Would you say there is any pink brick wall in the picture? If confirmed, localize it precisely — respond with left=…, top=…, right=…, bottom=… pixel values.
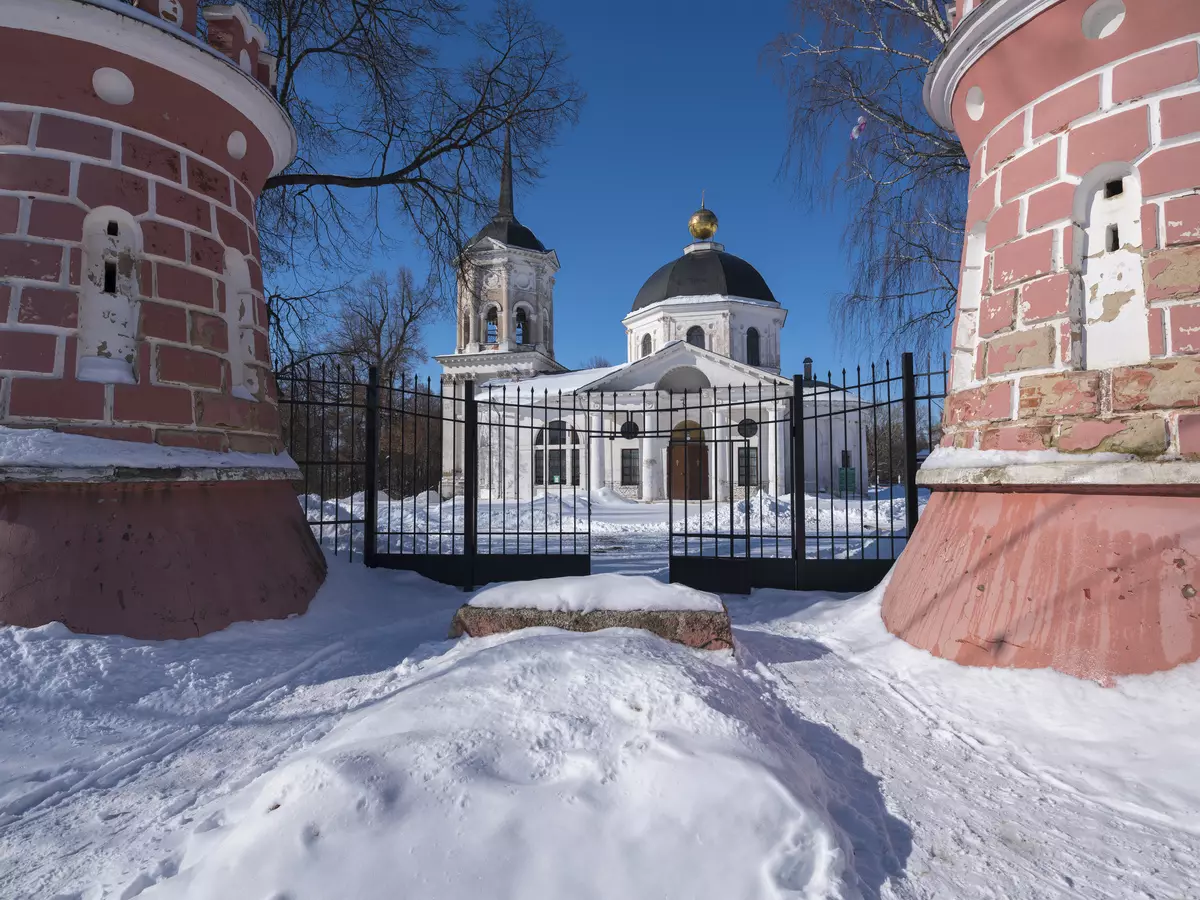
left=0, top=25, right=283, bottom=453
left=942, top=29, right=1200, bottom=461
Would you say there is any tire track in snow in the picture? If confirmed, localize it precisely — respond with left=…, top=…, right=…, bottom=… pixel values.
left=0, top=640, right=348, bottom=830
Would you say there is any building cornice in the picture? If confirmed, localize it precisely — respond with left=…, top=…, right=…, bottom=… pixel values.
left=925, top=0, right=1062, bottom=130
left=621, top=294, right=786, bottom=325
left=2, top=0, right=297, bottom=174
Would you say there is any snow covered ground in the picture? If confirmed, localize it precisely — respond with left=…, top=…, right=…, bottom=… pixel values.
left=2, top=501, right=1199, bottom=899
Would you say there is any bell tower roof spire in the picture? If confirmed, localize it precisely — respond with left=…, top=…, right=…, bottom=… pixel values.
left=497, top=127, right=514, bottom=221
left=466, top=125, right=548, bottom=252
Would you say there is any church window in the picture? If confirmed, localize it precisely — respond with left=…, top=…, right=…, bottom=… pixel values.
left=686, top=326, right=705, bottom=349
left=641, top=334, right=652, bottom=358
left=621, top=449, right=640, bottom=486
left=737, top=446, right=759, bottom=487
left=515, top=308, right=528, bottom=344
left=746, top=328, right=761, bottom=366
left=485, top=307, right=499, bottom=343
left=534, top=420, right=577, bottom=486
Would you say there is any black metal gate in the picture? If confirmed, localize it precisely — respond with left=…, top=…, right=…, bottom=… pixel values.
left=281, top=354, right=944, bottom=596
left=279, top=363, right=591, bottom=590
left=667, top=353, right=947, bottom=595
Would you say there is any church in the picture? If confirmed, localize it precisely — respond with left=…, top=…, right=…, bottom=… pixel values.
left=437, top=137, right=865, bottom=502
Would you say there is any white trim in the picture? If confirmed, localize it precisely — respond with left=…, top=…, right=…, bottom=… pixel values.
left=920, top=459, right=1200, bottom=488
left=0, top=0, right=296, bottom=175
left=0, top=463, right=299, bottom=484
left=925, top=0, right=1063, bottom=130
left=202, top=4, right=269, bottom=49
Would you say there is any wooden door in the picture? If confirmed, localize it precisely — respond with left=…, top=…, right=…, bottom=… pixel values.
left=669, top=443, right=709, bottom=500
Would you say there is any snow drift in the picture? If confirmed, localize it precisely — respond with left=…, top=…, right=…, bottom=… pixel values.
left=141, top=629, right=854, bottom=900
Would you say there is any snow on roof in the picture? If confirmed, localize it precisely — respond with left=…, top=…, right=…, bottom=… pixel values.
left=468, top=573, right=725, bottom=613
left=477, top=365, right=627, bottom=398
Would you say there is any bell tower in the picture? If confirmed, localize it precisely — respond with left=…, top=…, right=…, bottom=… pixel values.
left=436, top=130, right=564, bottom=388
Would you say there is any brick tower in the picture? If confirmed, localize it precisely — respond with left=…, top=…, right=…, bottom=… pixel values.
left=884, top=0, right=1200, bottom=677
left=0, top=0, right=325, bottom=638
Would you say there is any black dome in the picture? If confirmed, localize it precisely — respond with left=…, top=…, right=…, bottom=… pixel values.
left=469, top=217, right=546, bottom=253
left=632, top=248, right=777, bottom=311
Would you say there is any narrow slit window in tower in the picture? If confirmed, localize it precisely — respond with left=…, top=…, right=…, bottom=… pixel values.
left=1105, top=179, right=1124, bottom=199
left=1107, top=224, right=1120, bottom=252
left=106, top=221, right=119, bottom=237
left=103, top=260, right=117, bottom=294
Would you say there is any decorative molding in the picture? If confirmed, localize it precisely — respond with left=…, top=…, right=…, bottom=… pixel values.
left=2, top=0, right=297, bottom=174
left=924, top=0, right=1062, bottom=130
left=919, top=459, right=1200, bottom=489
left=0, top=463, right=300, bottom=484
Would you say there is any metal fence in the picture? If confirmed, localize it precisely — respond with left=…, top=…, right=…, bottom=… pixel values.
left=278, top=353, right=947, bottom=594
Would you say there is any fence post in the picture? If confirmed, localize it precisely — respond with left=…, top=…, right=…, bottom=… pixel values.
left=463, top=379, right=478, bottom=591
left=901, top=352, right=920, bottom=539
left=791, top=373, right=805, bottom=591
left=364, top=366, right=379, bottom=567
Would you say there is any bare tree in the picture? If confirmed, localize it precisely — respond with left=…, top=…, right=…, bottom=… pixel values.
left=220, top=0, right=583, bottom=357
left=771, top=0, right=966, bottom=353
left=326, top=268, right=442, bottom=379
left=580, top=355, right=612, bottom=370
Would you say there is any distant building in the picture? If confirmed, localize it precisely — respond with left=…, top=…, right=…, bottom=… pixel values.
left=437, top=143, right=865, bottom=500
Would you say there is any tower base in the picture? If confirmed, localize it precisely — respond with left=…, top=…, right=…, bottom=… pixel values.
left=0, top=479, right=327, bottom=640
left=883, top=488, right=1200, bottom=678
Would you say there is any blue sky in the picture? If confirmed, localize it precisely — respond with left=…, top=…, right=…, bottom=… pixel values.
left=405, top=0, right=866, bottom=381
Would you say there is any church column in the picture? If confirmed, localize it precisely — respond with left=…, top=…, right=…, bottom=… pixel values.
left=759, top=408, right=774, bottom=497
left=589, top=409, right=605, bottom=492
left=641, top=434, right=660, bottom=501
left=499, top=265, right=511, bottom=343
left=774, top=407, right=789, bottom=497
left=715, top=406, right=730, bottom=502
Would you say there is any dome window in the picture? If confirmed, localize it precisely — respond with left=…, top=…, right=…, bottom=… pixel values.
left=746, top=328, right=761, bottom=366
left=686, top=326, right=705, bottom=349
left=641, top=334, right=653, bottom=358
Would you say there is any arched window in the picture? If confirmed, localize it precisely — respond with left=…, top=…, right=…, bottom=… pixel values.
left=641, top=334, right=653, bottom=358
left=534, top=419, right=579, bottom=486
left=485, top=307, right=499, bottom=344
left=515, top=308, right=528, bottom=345
left=224, top=248, right=257, bottom=399
left=686, top=326, right=705, bottom=349
left=746, top=328, right=761, bottom=366
left=78, top=208, right=142, bottom=384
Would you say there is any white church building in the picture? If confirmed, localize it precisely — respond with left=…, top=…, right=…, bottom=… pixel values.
left=436, top=137, right=865, bottom=502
